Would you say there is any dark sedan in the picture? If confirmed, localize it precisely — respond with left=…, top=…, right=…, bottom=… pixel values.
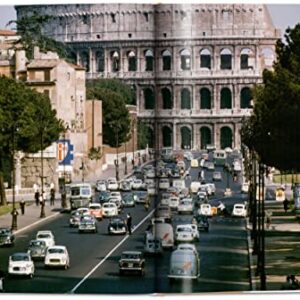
left=0, top=227, right=15, bottom=247
left=108, top=217, right=127, bottom=235
left=193, top=215, right=209, bottom=232
left=97, top=191, right=111, bottom=204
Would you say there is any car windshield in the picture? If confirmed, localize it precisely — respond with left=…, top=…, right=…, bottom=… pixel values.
left=90, top=205, right=100, bottom=210
left=82, top=188, right=90, bottom=195
left=104, top=203, right=114, bottom=208
left=71, top=187, right=80, bottom=196
left=123, top=195, right=133, bottom=201
left=177, top=227, right=192, bottom=232
left=48, top=248, right=65, bottom=254
left=11, top=254, right=30, bottom=261
left=30, top=241, right=45, bottom=247
left=111, top=219, right=124, bottom=225
left=122, top=253, right=141, bottom=260
left=37, top=234, right=51, bottom=239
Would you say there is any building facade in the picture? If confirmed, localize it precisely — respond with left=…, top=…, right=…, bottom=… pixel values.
left=16, top=3, right=280, bottom=151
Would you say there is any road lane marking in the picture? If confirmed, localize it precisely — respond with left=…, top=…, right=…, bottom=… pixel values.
left=69, top=208, right=155, bottom=294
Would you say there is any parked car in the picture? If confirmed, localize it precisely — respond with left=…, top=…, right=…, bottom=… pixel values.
left=95, top=180, right=106, bottom=192
left=8, top=252, right=35, bottom=278
left=27, top=239, right=47, bottom=260
left=0, top=227, right=15, bottom=247
left=119, top=251, right=145, bottom=276
left=232, top=203, right=247, bottom=217
left=102, top=202, right=118, bottom=217
left=36, top=230, right=55, bottom=248
left=78, top=215, right=97, bottom=233
left=177, top=198, right=193, bottom=214
left=213, top=171, right=222, bottom=181
left=132, top=179, right=144, bottom=190
left=122, top=193, right=136, bottom=207
left=175, top=224, right=199, bottom=243
left=107, top=178, right=119, bottom=191
left=97, top=191, right=111, bottom=204
left=108, top=217, right=127, bottom=235
left=44, top=245, right=70, bottom=269
left=88, top=203, right=103, bottom=220
left=193, top=215, right=209, bottom=232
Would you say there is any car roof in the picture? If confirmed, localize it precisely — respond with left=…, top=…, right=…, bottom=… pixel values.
left=37, top=230, right=52, bottom=234
left=47, top=245, right=66, bottom=250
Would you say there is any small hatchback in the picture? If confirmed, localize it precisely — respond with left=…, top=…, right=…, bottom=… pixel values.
left=232, top=203, right=247, bottom=217
left=44, top=245, right=70, bottom=269
left=36, top=230, right=55, bottom=248
left=8, top=252, right=35, bottom=278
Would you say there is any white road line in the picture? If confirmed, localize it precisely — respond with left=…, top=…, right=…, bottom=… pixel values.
left=69, top=208, right=155, bottom=294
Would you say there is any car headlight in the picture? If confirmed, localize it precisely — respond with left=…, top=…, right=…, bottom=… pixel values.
left=109, top=227, right=114, bottom=230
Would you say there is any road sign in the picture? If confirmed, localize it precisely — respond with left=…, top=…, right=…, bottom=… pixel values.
left=57, top=139, right=74, bottom=166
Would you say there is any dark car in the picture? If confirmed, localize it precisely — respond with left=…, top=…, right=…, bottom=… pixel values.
left=108, top=217, right=127, bottom=235
left=119, top=251, right=145, bottom=276
left=194, top=215, right=209, bottom=232
left=122, top=193, right=136, bottom=208
left=97, top=191, right=111, bottom=204
left=27, top=239, right=47, bottom=260
left=0, top=227, right=15, bottom=247
left=134, top=191, right=148, bottom=204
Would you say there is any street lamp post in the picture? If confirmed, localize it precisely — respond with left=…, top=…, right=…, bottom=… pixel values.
left=131, top=119, right=135, bottom=167
left=11, top=125, right=18, bottom=231
left=40, top=130, right=46, bottom=218
left=115, top=123, right=120, bottom=181
left=124, top=140, right=128, bottom=175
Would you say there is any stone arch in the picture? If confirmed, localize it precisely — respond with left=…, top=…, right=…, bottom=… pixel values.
left=161, top=87, right=172, bottom=109
left=144, top=87, right=155, bottom=109
left=95, top=49, right=104, bottom=72
left=180, top=48, right=191, bottom=70
left=127, top=50, right=137, bottom=71
left=79, top=51, right=89, bottom=72
left=144, top=49, right=154, bottom=71
left=111, top=50, right=120, bottom=72
left=180, top=126, right=192, bottom=149
left=220, top=48, right=232, bottom=70
left=146, top=125, right=155, bottom=148
left=240, top=48, right=253, bottom=70
left=162, top=49, right=172, bottom=71
left=200, top=48, right=211, bottom=69
left=220, top=126, right=233, bottom=149
left=200, top=88, right=211, bottom=109
left=181, top=88, right=191, bottom=109
left=240, top=87, right=252, bottom=108
left=220, top=87, right=232, bottom=109
left=162, top=125, right=172, bottom=147
left=200, top=126, right=212, bottom=149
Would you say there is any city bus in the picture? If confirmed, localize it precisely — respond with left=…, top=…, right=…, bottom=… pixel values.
left=213, top=150, right=227, bottom=166
left=69, top=183, right=93, bottom=210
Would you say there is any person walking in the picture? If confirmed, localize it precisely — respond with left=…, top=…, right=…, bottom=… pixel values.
left=126, top=213, right=132, bottom=235
left=34, top=191, right=40, bottom=206
left=50, top=188, right=55, bottom=206
left=283, top=198, right=289, bottom=213
left=20, top=199, right=25, bottom=215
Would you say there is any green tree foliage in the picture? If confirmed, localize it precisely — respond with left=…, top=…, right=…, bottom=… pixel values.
left=241, top=24, right=300, bottom=171
left=137, top=121, right=150, bottom=150
left=7, top=12, right=71, bottom=60
left=87, top=82, right=131, bottom=147
left=0, top=76, right=64, bottom=205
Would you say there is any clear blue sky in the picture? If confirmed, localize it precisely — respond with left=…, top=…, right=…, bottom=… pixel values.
left=1, top=4, right=300, bottom=38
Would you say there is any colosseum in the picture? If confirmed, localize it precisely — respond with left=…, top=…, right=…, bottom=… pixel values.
left=16, top=3, right=280, bottom=151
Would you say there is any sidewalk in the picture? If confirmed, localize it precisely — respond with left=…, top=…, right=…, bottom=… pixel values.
left=250, top=201, right=300, bottom=290
left=0, top=160, right=144, bottom=234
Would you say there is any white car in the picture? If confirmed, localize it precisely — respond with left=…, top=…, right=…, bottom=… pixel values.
left=102, top=202, right=118, bottom=217
left=199, top=203, right=213, bottom=217
left=190, top=181, right=201, bottom=193
left=147, top=184, right=157, bottom=196
left=132, top=179, right=144, bottom=190
left=169, top=196, right=180, bottom=210
left=175, top=224, right=199, bottom=243
left=36, top=230, right=55, bottom=248
left=44, top=245, right=70, bottom=269
left=232, top=203, right=247, bottom=217
left=107, top=178, right=119, bottom=191
left=95, top=180, right=107, bottom=192
left=8, top=252, right=35, bottom=278
left=109, top=197, right=122, bottom=211
left=206, top=183, right=216, bottom=195
left=76, top=207, right=90, bottom=216
left=110, top=191, right=122, bottom=202
left=177, top=198, right=193, bottom=214
left=233, top=161, right=242, bottom=172
left=159, top=178, right=170, bottom=190
left=146, top=169, right=155, bottom=178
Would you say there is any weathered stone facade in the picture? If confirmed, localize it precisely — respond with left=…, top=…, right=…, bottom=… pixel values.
left=16, top=3, right=280, bottom=150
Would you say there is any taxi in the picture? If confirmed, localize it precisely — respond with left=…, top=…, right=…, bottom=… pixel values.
left=89, top=203, right=103, bottom=220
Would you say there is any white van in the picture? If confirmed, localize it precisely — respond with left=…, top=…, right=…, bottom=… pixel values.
left=70, top=183, right=93, bottom=209
left=168, top=249, right=200, bottom=280
left=152, top=223, right=174, bottom=249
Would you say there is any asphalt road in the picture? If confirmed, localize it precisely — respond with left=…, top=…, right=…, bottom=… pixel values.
left=0, top=150, right=251, bottom=294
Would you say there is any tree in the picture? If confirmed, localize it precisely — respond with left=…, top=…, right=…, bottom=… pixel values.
left=0, top=76, right=64, bottom=205
left=7, top=12, right=71, bottom=60
left=137, top=120, right=151, bottom=150
left=87, top=82, right=131, bottom=147
left=241, top=24, right=300, bottom=171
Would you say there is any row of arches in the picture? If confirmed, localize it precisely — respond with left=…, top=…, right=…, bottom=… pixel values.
left=75, top=47, right=274, bottom=73
left=144, top=86, right=252, bottom=109
left=145, top=125, right=233, bottom=149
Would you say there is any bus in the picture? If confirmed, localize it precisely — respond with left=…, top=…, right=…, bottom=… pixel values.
left=213, top=150, right=227, bottom=166
left=69, top=183, right=93, bottom=210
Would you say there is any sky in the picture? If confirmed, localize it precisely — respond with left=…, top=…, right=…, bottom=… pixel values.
left=0, top=3, right=300, bottom=40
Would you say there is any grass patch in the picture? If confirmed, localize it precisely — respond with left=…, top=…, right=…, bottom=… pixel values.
left=273, top=174, right=300, bottom=184
left=0, top=203, right=20, bottom=216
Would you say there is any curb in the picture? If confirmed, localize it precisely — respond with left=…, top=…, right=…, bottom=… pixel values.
left=246, top=217, right=256, bottom=291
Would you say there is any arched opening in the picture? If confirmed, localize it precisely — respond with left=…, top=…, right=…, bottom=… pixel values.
left=145, top=49, right=154, bottom=71
left=200, top=88, right=211, bottom=109
left=80, top=51, right=89, bottom=72
left=240, top=48, right=253, bottom=70
left=180, top=49, right=191, bottom=70
left=162, top=126, right=172, bottom=147
left=200, top=127, right=212, bottom=149
left=220, top=88, right=232, bottom=109
left=162, top=49, right=171, bottom=71
left=146, top=126, right=154, bottom=148
left=95, top=50, right=104, bottom=72
left=131, top=85, right=137, bottom=105
left=240, top=87, right=252, bottom=108
left=128, top=51, right=137, bottom=71
left=220, top=48, right=232, bottom=70
left=162, top=87, right=172, bottom=109
left=200, top=49, right=211, bottom=69
left=220, top=127, right=233, bottom=149
left=181, top=126, right=192, bottom=149
left=144, top=88, right=155, bottom=109
left=111, top=51, right=120, bottom=72
left=181, top=88, right=191, bottom=109
left=69, top=52, right=77, bottom=65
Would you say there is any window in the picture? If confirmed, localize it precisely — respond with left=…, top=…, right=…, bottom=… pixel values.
left=145, top=49, right=154, bottom=71
left=180, top=49, right=191, bottom=70
left=240, top=87, right=252, bottom=108
left=240, top=48, right=253, bottom=70
left=200, top=88, right=211, bottom=109
left=83, top=15, right=88, bottom=25
left=144, top=88, right=155, bottom=109
left=96, top=50, right=104, bottom=72
left=220, top=48, right=232, bottom=70
left=220, top=88, right=232, bottom=109
left=144, top=12, right=149, bottom=22
left=80, top=51, right=89, bottom=72
left=162, top=87, right=172, bottom=109
left=111, top=51, right=120, bottom=72
left=128, top=51, right=137, bottom=71
left=162, top=50, right=171, bottom=71
left=111, top=13, right=116, bottom=23
left=162, top=126, right=172, bottom=147
left=200, top=49, right=211, bottom=69
left=44, top=70, right=50, bottom=81
left=181, top=88, right=191, bottom=109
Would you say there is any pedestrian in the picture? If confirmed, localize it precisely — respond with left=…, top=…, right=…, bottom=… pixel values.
left=265, top=210, right=272, bottom=229
left=34, top=191, right=40, bottom=206
left=50, top=188, right=55, bottom=206
left=283, top=198, right=289, bottom=213
left=20, top=199, right=25, bottom=215
left=198, top=171, right=202, bottom=181
left=126, top=213, right=132, bottom=235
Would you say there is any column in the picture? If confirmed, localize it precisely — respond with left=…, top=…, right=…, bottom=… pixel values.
left=173, top=122, right=177, bottom=150
left=215, top=123, right=220, bottom=150
left=76, top=50, right=80, bottom=65
left=192, top=84, right=196, bottom=110
left=89, top=47, right=93, bottom=75
left=213, top=45, right=218, bottom=72
left=193, top=124, right=199, bottom=151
